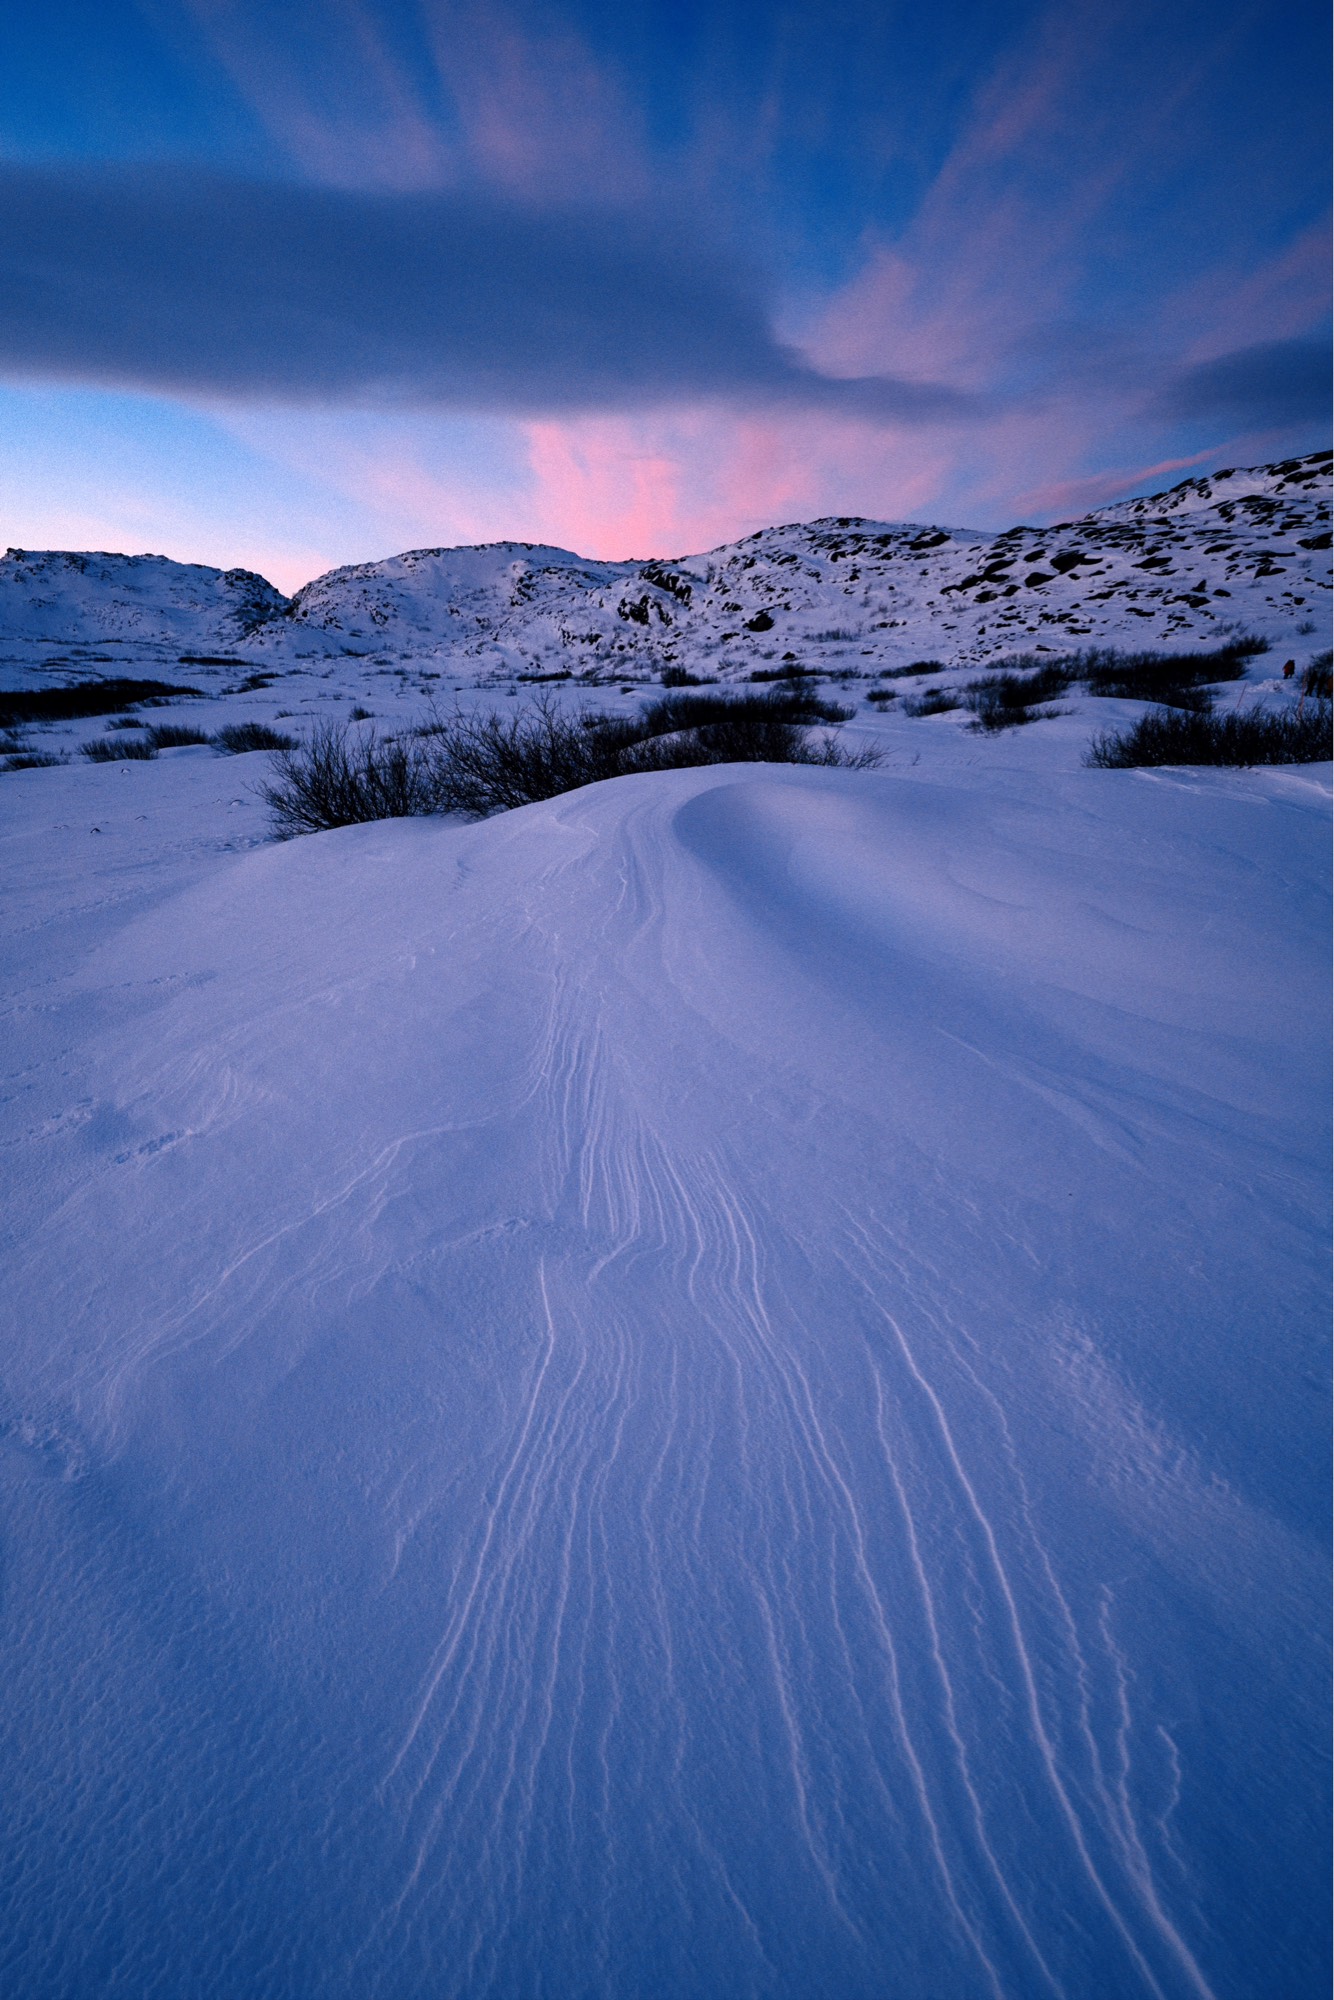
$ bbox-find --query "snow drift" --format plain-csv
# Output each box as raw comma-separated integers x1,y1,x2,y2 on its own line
0,747,1327,1997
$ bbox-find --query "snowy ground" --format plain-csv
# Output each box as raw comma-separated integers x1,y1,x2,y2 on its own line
0,692,1328,1995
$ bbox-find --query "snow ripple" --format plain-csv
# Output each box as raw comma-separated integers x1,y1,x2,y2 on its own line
0,761,1325,1997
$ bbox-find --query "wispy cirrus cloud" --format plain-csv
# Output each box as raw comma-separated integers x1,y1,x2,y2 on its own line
158,0,652,198
156,0,455,188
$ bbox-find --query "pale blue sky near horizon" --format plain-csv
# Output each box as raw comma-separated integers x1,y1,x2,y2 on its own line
1,0,1328,591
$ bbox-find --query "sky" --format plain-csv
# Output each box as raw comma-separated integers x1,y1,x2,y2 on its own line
1,0,1329,590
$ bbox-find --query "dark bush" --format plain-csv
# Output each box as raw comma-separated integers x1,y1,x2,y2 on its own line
426,707,634,816
866,688,897,704
904,688,961,716
82,734,157,761
214,721,297,753
1087,701,1331,768
436,694,878,816
899,659,948,677
146,722,212,748
1075,639,1262,703
0,679,201,726
660,665,706,686
1301,651,1332,699
636,711,808,767
4,750,68,770
965,663,1074,730
262,724,439,836
639,687,853,732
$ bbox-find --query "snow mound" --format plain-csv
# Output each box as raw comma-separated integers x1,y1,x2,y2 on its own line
1,753,1327,1997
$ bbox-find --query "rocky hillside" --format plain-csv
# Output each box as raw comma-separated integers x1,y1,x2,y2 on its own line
2,450,1328,684
270,449,1328,679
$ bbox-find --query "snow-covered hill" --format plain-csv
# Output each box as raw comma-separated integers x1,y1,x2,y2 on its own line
0,547,286,650
269,449,1332,678
0,728,1327,1997
2,450,1328,688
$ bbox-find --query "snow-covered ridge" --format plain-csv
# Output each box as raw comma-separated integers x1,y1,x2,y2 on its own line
1,450,1328,680
0,547,286,648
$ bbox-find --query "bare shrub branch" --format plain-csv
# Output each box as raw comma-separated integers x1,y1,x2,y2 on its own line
263,689,881,835
262,724,439,836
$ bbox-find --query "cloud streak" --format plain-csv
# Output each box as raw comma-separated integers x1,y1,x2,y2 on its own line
1152,338,1332,430
0,162,974,422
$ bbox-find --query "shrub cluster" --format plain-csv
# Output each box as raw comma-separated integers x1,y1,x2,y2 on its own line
80,718,297,762
82,735,158,761
146,722,212,748
1301,651,1332,699
640,686,853,730
1074,639,1262,706
903,688,960,717
954,642,1269,732
890,638,1275,735
1087,701,1331,768
748,663,818,683
964,663,1073,731
0,679,201,726
263,689,879,836
213,721,297,754
260,724,438,832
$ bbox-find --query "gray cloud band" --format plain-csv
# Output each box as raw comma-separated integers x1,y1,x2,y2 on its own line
1151,339,1332,430
0,163,973,421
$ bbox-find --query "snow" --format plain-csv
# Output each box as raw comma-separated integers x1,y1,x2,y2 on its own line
0,681,1328,1994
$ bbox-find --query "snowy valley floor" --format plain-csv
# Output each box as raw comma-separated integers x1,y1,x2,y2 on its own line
0,720,1329,1997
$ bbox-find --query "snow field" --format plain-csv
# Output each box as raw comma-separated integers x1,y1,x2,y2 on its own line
0,741,1328,1997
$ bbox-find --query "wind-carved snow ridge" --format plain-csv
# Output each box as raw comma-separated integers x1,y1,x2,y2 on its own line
1,450,1328,687
0,712,1327,1983
839,1229,1217,2000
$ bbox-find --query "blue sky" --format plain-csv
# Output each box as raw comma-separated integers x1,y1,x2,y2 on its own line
1,0,1328,588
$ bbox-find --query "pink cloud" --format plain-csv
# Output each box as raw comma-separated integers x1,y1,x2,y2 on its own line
1009,446,1226,522
99,0,1326,579
517,408,972,558
422,5,648,203
1170,220,1334,363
